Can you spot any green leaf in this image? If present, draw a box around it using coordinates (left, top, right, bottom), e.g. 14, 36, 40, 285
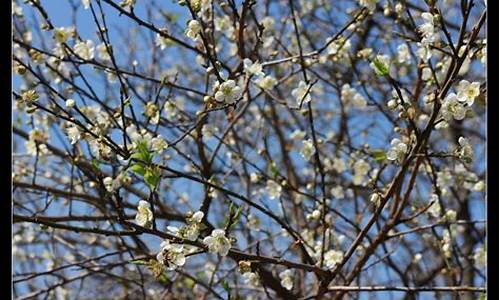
229, 206, 243, 230
131, 259, 148, 265
158, 272, 168, 284
371, 149, 387, 162
269, 163, 279, 178
372, 57, 389, 76
144, 166, 161, 189
91, 159, 101, 171
132, 141, 152, 163
170, 13, 180, 23
130, 163, 146, 176
221, 279, 231, 293
184, 277, 195, 289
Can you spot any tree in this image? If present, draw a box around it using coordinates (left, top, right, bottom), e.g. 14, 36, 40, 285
12, 0, 487, 299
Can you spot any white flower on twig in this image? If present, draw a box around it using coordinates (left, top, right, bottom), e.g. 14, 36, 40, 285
203, 229, 231, 256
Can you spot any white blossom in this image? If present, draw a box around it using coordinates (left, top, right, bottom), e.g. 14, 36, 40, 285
340, 83, 366, 107
441, 93, 466, 120
96, 43, 111, 61
65, 99, 75, 109
242, 272, 260, 287
279, 269, 294, 290
458, 136, 473, 163
255, 75, 277, 90
456, 80, 480, 106
324, 249, 343, 269
473, 245, 486, 268
74, 40, 95, 60
243, 58, 264, 77
65, 124, 81, 145
358, 0, 378, 11
188, 211, 204, 223
370, 193, 381, 206
352, 159, 370, 185
428, 194, 441, 218
266, 180, 282, 199
386, 138, 408, 162
20, 90, 39, 104
330, 186, 345, 199
292, 81, 312, 105
441, 229, 452, 258
53, 27, 71, 44
397, 44, 410, 63
473, 181, 485, 192
156, 240, 186, 270
300, 139, 315, 160
214, 80, 242, 104
419, 13, 437, 45
203, 229, 231, 256
103, 176, 116, 192
151, 136, 168, 153
185, 20, 201, 40
444, 209, 457, 222
135, 200, 153, 228
120, 0, 135, 8
82, 0, 90, 9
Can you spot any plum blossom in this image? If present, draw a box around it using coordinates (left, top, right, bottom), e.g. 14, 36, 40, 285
387, 138, 408, 162
242, 272, 260, 287
266, 180, 282, 199
74, 40, 95, 60
473, 245, 486, 268
341, 84, 366, 108
300, 139, 315, 160
214, 80, 242, 104
457, 136, 473, 163
352, 159, 370, 185
151, 136, 168, 153
120, 0, 135, 8
324, 249, 343, 269
358, 0, 378, 11
370, 193, 381, 206
53, 27, 71, 44
170, 211, 204, 241
419, 13, 437, 45
243, 58, 264, 77
428, 194, 441, 218
397, 44, 410, 63
441, 93, 466, 120
20, 90, 39, 105
65, 99, 75, 109
255, 75, 277, 90
135, 200, 153, 228
456, 80, 480, 106
103, 177, 114, 190
185, 20, 201, 41
279, 269, 294, 290
292, 81, 312, 105
156, 240, 186, 270
203, 229, 231, 256
65, 124, 80, 145
96, 43, 111, 61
